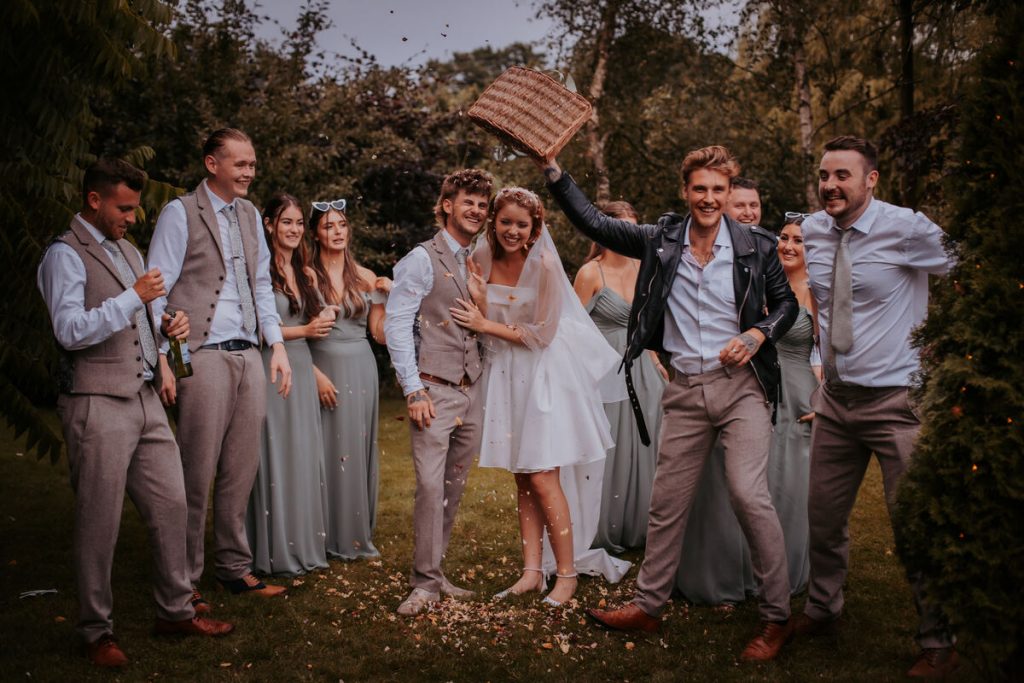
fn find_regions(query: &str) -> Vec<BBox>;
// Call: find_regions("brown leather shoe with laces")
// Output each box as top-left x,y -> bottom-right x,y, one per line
154,615 -> 235,637
792,612 -> 839,638
740,620 -> 793,662
85,634 -> 128,668
587,604 -> 660,633
217,573 -> 287,597
191,587 -> 212,614
906,647 -> 959,679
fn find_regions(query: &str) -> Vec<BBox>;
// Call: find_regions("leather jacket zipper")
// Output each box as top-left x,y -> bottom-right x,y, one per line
626,256 -> 660,364
737,265 -> 769,401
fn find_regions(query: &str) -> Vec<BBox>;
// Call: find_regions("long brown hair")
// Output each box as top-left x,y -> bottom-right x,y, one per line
585,201 -> 639,263
263,193 -> 322,321
486,187 -> 544,261
309,207 -> 367,316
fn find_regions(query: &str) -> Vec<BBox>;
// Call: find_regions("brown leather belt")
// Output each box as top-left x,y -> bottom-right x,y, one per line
419,372 -> 471,388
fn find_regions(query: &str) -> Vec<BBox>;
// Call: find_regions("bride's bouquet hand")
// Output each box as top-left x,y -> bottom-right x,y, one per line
450,297 -> 487,333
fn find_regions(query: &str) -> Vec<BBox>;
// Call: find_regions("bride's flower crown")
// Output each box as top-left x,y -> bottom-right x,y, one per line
493,186 -> 543,221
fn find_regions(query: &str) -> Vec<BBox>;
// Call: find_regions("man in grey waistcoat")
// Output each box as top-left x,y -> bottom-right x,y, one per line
38,159 -> 234,668
148,129 -> 291,609
384,168 -> 494,616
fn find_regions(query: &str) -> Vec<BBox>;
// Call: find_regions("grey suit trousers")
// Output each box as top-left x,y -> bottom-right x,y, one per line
805,383 -> 952,648
408,379 -> 483,593
176,347 -> 266,584
58,384 -> 194,643
633,365 -> 791,622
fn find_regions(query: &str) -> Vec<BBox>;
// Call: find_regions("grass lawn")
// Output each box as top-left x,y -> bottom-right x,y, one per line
0,399 -> 981,682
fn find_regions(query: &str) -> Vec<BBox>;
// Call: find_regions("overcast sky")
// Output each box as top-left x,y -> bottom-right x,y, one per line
255,0 -> 557,68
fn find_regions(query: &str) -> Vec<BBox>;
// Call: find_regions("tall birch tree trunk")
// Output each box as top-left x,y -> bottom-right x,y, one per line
584,1 -> 620,204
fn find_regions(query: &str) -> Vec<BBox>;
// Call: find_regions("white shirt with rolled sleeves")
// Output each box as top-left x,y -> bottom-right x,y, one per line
662,218 -> 741,375
37,215 -> 154,380
383,230 -> 466,396
803,197 -> 954,387
147,179 -> 283,351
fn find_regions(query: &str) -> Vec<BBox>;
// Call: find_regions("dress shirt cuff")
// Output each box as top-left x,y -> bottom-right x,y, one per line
262,323 -> 284,347
400,377 -> 426,396
114,288 -> 143,320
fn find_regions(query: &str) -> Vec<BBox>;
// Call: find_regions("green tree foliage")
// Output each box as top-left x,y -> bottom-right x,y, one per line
0,0 -> 176,462
894,2 -> 1024,677
2,0 -> 1003,459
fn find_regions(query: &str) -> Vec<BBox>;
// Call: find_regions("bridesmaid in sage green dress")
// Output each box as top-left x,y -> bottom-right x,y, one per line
675,214 -> 820,604
308,200 -> 389,560
247,192 -> 331,576
573,201 -> 668,553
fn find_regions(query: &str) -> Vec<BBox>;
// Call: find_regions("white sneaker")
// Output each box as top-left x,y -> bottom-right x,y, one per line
396,588 -> 439,616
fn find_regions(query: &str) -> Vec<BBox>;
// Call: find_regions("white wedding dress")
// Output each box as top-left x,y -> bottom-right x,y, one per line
476,229 -> 631,583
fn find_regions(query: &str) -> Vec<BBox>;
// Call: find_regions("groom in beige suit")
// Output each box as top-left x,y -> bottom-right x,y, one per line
384,168 -> 494,616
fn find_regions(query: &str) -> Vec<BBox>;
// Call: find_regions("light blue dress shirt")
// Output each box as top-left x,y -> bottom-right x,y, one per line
148,179 -> 283,350
384,230 -> 467,396
803,198 -> 953,387
37,215 -> 153,380
663,218 -> 740,375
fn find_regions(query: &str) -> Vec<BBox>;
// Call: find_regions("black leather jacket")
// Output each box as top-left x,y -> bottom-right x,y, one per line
548,172 -> 798,442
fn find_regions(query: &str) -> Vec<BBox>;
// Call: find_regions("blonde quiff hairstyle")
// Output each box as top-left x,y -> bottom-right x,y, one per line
679,145 -> 741,186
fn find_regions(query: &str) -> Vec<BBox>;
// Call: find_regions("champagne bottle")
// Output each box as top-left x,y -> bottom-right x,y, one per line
164,306 -> 193,378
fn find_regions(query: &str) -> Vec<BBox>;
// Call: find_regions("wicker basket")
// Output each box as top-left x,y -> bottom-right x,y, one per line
468,66 -> 592,159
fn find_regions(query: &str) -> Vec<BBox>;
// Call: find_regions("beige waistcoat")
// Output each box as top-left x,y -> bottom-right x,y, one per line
415,232 -> 483,384
54,218 -> 155,397
165,183 -> 261,345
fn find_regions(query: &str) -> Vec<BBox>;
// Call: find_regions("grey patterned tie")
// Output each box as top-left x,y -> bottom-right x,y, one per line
455,247 -> 470,280
223,203 -> 258,334
102,240 -> 158,367
830,228 -> 854,354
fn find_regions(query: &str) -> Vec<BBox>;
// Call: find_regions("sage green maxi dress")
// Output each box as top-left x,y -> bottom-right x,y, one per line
309,292 -> 380,560
247,290 -> 329,576
586,265 -> 667,553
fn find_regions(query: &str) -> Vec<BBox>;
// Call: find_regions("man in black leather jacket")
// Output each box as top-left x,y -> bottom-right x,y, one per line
537,146 -> 798,662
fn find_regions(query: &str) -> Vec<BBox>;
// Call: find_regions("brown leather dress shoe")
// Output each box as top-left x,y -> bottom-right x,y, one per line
154,615 -> 235,637
85,634 -> 128,668
792,612 -> 839,637
191,587 -> 212,614
907,647 -> 959,678
217,573 -> 287,597
587,604 -> 660,633
740,620 -> 793,662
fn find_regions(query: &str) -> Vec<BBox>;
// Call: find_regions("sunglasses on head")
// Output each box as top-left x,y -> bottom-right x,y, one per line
312,198 -> 347,213
784,211 -> 811,220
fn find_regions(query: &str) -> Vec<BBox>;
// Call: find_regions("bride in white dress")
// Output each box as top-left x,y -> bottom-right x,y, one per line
450,187 -> 630,606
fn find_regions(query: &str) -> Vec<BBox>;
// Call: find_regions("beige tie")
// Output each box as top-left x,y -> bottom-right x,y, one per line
102,240 -> 158,367
830,228 -> 854,354
223,203 -> 258,334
